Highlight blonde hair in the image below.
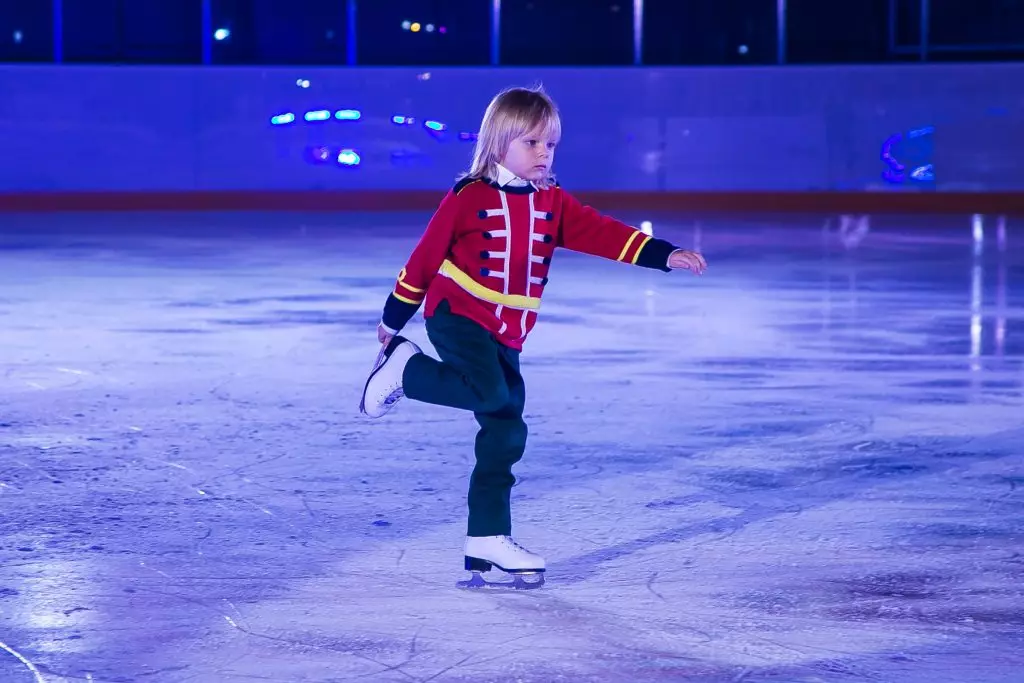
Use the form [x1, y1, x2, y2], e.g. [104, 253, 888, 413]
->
[461, 85, 561, 189]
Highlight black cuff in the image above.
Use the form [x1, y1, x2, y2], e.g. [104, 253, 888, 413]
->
[634, 237, 676, 272]
[382, 293, 420, 331]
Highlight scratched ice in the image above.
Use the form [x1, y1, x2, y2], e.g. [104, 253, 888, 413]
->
[0, 211, 1021, 682]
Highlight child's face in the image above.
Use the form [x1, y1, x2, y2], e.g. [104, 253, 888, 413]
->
[501, 125, 558, 182]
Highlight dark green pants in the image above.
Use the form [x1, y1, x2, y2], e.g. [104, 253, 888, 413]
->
[402, 300, 527, 538]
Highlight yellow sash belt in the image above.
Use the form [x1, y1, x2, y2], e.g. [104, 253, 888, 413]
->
[439, 259, 542, 310]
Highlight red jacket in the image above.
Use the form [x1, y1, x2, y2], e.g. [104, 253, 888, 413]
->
[381, 175, 678, 351]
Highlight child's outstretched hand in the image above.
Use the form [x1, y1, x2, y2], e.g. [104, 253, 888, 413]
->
[668, 249, 707, 275]
[377, 323, 394, 346]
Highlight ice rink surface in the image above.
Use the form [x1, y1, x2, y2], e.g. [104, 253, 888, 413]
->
[1, 210, 1021, 682]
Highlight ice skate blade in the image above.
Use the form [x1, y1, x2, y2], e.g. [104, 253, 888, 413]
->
[457, 571, 545, 590]
[464, 555, 545, 574]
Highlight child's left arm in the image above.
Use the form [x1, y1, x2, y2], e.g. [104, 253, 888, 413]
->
[558, 191, 706, 275]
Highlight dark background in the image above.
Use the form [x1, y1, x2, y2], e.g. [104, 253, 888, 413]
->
[1, 0, 1021, 66]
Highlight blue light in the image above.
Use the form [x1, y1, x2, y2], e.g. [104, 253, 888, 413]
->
[424, 120, 446, 132]
[214, 28, 230, 41]
[335, 109, 361, 121]
[309, 146, 331, 163]
[305, 110, 331, 122]
[271, 113, 296, 125]
[880, 126, 934, 185]
[910, 164, 934, 181]
[392, 115, 415, 125]
[337, 149, 361, 166]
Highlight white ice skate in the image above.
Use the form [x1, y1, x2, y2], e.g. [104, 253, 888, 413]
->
[459, 535, 546, 590]
[359, 335, 422, 418]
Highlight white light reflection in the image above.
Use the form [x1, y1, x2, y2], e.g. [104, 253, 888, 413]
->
[970, 213, 985, 374]
[972, 214, 984, 256]
[995, 216, 1007, 356]
[970, 254, 983, 373]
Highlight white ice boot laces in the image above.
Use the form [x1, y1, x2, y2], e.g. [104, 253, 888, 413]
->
[383, 385, 404, 406]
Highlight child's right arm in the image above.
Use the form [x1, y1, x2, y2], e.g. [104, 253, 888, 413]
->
[379, 190, 460, 340]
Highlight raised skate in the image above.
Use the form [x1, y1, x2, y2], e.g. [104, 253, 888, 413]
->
[359, 334, 422, 418]
[457, 535, 546, 590]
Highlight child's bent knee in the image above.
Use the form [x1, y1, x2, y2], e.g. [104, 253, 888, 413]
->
[508, 420, 528, 449]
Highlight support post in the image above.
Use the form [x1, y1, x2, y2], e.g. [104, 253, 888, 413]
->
[633, 0, 644, 65]
[201, 0, 211, 64]
[777, 0, 787, 64]
[491, 0, 501, 65]
[347, 0, 357, 65]
[53, 0, 63, 62]
[920, 0, 930, 61]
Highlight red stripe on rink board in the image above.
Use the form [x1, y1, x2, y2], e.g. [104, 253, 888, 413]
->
[0, 191, 1023, 214]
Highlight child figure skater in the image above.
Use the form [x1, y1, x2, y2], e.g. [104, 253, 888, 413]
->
[360, 86, 706, 586]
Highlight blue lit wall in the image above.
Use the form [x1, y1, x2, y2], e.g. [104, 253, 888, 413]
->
[0, 63, 1019, 193]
